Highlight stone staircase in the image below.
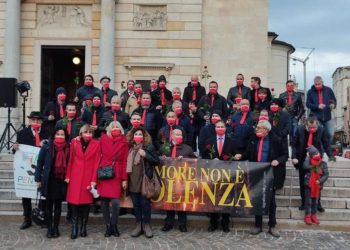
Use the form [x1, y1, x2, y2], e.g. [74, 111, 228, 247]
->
[1, 154, 350, 225]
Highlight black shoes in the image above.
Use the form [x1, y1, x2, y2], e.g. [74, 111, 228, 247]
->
[52, 226, 60, 238]
[104, 224, 111, 237]
[208, 224, 218, 232]
[20, 220, 32, 230]
[222, 224, 230, 233]
[299, 204, 305, 211]
[111, 225, 120, 237]
[161, 224, 173, 232]
[179, 225, 187, 232]
[268, 227, 280, 238]
[250, 227, 263, 235]
[317, 204, 325, 213]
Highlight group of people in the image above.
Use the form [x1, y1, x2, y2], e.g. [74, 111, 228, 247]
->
[13, 73, 336, 239]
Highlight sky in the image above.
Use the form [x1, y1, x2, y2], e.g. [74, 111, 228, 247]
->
[269, 0, 350, 89]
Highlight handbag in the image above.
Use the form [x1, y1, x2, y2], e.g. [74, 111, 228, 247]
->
[141, 163, 161, 199]
[31, 191, 46, 226]
[97, 153, 118, 180]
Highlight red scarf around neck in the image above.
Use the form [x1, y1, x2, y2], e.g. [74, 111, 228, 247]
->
[317, 90, 323, 105]
[240, 112, 248, 125]
[92, 110, 97, 126]
[257, 137, 264, 162]
[192, 87, 196, 101]
[59, 104, 64, 119]
[287, 92, 293, 105]
[171, 144, 177, 158]
[141, 109, 147, 125]
[53, 141, 69, 179]
[309, 167, 323, 198]
[34, 128, 41, 147]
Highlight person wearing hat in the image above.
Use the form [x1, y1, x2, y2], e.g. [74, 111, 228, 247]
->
[234, 120, 288, 238]
[81, 93, 106, 138]
[99, 76, 118, 107]
[151, 75, 172, 113]
[198, 81, 229, 128]
[279, 80, 305, 138]
[75, 74, 100, 105]
[13, 111, 50, 230]
[303, 146, 329, 225]
[269, 98, 291, 141]
[227, 73, 251, 113]
[291, 115, 332, 212]
[43, 87, 67, 134]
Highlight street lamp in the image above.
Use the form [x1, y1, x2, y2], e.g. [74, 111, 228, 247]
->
[290, 48, 315, 115]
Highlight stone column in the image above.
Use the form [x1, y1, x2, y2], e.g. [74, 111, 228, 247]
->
[4, 0, 21, 79]
[99, 0, 116, 85]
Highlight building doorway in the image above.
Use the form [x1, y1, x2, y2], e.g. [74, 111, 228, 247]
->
[40, 45, 85, 110]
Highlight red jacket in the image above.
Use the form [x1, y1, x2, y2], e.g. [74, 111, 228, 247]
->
[97, 134, 128, 198]
[66, 138, 100, 205]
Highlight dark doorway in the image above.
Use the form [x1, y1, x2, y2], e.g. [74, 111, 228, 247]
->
[40, 45, 85, 111]
[136, 80, 151, 92]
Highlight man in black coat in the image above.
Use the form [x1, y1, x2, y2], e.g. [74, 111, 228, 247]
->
[151, 75, 172, 113]
[250, 76, 272, 109]
[42, 87, 67, 134]
[198, 81, 229, 127]
[56, 102, 84, 142]
[291, 116, 332, 211]
[81, 93, 106, 138]
[279, 80, 305, 138]
[133, 92, 164, 145]
[269, 98, 291, 140]
[227, 73, 251, 113]
[201, 120, 236, 233]
[74, 74, 100, 105]
[99, 76, 118, 107]
[13, 111, 50, 230]
[235, 120, 288, 238]
[99, 95, 130, 130]
[182, 74, 206, 106]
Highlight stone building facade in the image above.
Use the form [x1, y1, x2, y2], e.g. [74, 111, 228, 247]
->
[0, 0, 294, 129]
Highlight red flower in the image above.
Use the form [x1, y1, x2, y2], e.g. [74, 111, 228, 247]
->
[271, 88, 275, 92]
[206, 144, 211, 150]
[223, 155, 229, 161]
[329, 99, 334, 104]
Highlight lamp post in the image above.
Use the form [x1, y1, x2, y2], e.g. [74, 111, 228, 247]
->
[290, 48, 315, 116]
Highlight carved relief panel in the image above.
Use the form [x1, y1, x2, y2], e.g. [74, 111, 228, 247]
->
[133, 5, 167, 31]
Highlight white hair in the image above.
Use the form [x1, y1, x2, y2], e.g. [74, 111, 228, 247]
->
[258, 120, 271, 131]
[111, 95, 121, 103]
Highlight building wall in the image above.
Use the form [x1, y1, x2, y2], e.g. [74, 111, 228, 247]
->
[332, 66, 350, 132]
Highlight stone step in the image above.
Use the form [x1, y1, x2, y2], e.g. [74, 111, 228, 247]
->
[0, 189, 20, 200]
[0, 154, 14, 162]
[0, 170, 13, 179]
[286, 161, 350, 169]
[277, 186, 350, 198]
[0, 180, 14, 189]
[276, 195, 350, 209]
[284, 176, 350, 188]
[0, 161, 13, 170]
[286, 168, 350, 178]
[289, 207, 350, 221]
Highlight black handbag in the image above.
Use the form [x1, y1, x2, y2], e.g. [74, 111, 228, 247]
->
[97, 154, 118, 180]
[31, 191, 45, 226]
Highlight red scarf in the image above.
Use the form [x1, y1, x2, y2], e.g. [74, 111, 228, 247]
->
[238, 86, 242, 96]
[287, 92, 293, 105]
[317, 90, 323, 105]
[171, 144, 177, 158]
[34, 128, 41, 147]
[309, 168, 323, 198]
[137, 96, 141, 105]
[176, 117, 179, 126]
[192, 87, 196, 101]
[103, 92, 107, 104]
[169, 126, 173, 142]
[53, 141, 69, 179]
[67, 120, 72, 135]
[113, 112, 117, 122]
[255, 90, 258, 103]
[257, 137, 264, 162]
[161, 89, 166, 105]
[307, 131, 315, 146]
[217, 137, 223, 156]
[141, 109, 147, 125]
[92, 110, 97, 126]
[211, 95, 215, 107]
[240, 112, 248, 125]
[59, 104, 64, 118]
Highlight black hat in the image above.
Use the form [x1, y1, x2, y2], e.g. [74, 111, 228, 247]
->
[92, 92, 101, 99]
[83, 95, 93, 101]
[158, 75, 167, 83]
[55, 87, 67, 96]
[27, 111, 43, 120]
[100, 76, 111, 83]
[211, 109, 222, 117]
[270, 98, 285, 108]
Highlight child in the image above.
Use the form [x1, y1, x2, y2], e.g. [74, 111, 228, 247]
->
[303, 146, 329, 225]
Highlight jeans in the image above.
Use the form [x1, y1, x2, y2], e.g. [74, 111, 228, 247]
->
[165, 211, 187, 226]
[130, 192, 151, 224]
[290, 117, 298, 138]
[305, 187, 318, 215]
[320, 120, 334, 144]
[101, 198, 120, 226]
[255, 189, 276, 228]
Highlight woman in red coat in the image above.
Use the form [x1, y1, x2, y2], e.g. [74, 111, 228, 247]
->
[97, 121, 128, 237]
[65, 124, 100, 239]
